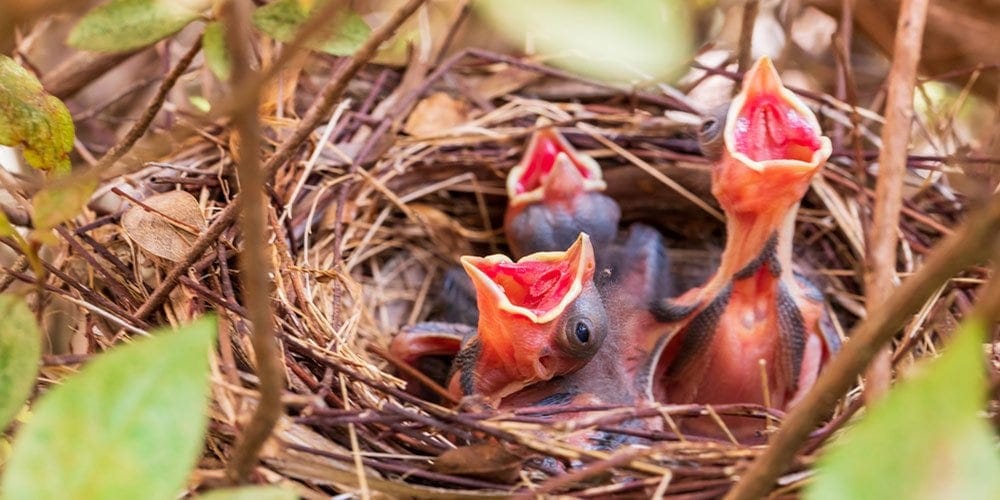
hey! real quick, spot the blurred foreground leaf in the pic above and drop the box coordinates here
[69,0,212,52]
[252,0,371,56]
[475,0,693,83]
[203,21,232,81]
[0,295,41,431]
[0,56,74,173]
[1,317,217,500]
[807,318,1000,500]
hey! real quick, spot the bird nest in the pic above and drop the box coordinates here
[22,50,979,498]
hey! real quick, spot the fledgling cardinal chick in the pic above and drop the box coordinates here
[645,57,840,438]
[504,127,621,259]
[389,234,609,406]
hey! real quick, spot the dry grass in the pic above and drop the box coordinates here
[7,45,992,498]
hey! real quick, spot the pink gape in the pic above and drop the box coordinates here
[646,57,839,440]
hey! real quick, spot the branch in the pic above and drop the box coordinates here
[736,0,760,80]
[220,0,285,483]
[259,0,428,180]
[863,0,930,401]
[724,191,1000,500]
[95,38,202,174]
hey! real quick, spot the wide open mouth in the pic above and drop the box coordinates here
[515,129,595,194]
[507,129,606,205]
[732,94,821,163]
[461,234,593,322]
[725,57,828,169]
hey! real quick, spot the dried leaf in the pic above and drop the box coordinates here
[469,66,543,102]
[68,0,212,52]
[0,55,74,173]
[121,190,207,262]
[403,92,471,137]
[431,442,523,484]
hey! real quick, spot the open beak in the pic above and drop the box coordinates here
[714,56,832,216]
[507,128,606,208]
[461,233,594,326]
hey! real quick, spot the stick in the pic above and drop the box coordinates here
[736,1,760,80]
[725,191,1000,500]
[863,0,930,402]
[221,0,285,483]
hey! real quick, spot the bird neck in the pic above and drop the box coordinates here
[707,204,798,293]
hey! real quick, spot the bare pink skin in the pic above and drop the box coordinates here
[390,235,609,408]
[648,57,838,440]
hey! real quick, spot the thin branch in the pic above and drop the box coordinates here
[133,202,237,320]
[863,0,930,402]
[725,191,1000,500]
[94,38,202,172]
[735,0,760,83]
[221,0,285,483]
[259,0,428,180]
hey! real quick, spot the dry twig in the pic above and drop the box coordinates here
[863,0,930,401]
[726,191,1000,500]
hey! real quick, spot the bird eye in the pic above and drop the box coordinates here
[700,117,718,134]
[560,315,602,359]
[574,321,591,343]
[697,104,729,161]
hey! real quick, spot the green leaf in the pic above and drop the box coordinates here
[202,22,232,81]
[0,210,16,238]
[1,317,217,500]
[199,486,298,500]
[807,319,1000,500]
[30,174,98,234]
[0,295,41,431]
[252,0,371,56]
[68,0,212,52]
[0,56,74,173]
[475,0,693,83]
[189,95,212,113]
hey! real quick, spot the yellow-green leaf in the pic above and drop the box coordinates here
[1,317,217,500]
[0,56,74,173]
[475,0,693,83]
[252,0,371,56]
[0,210,16,238]
[0,295,41,431]
[30,175,98,233]
[202,22,232,81]
[807,318,1000,500]
[200,486,298,500]
[68,0,212,52]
